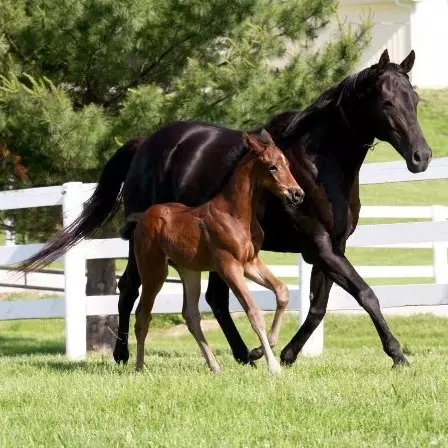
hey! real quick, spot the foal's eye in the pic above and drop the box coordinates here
[268,164,277,172]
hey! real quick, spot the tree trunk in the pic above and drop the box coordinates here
[86,258,118,352]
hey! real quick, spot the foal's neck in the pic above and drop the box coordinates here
[216,154,261,227]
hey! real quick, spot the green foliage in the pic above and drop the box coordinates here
[0,0,370,240]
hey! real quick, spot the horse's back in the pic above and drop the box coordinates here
[122,120,244,215]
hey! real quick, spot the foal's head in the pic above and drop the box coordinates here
[243,130,304,207]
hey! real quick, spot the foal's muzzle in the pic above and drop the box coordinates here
[286,188,304,207]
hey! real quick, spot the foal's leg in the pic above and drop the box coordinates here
[114,238,142,364]
[178,268,221,373]
[217,257,281,373]
[134,257,168,372]
[281,237,408,367]
[244,257,290,361]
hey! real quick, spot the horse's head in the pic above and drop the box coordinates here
[367,49,431,173]
[242,130,304,207]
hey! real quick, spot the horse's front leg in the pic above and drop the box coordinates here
[280,266,333,364]
[243,257,290,361]
[206,272,251,365]
[216,258,281,373]
[281,235,409,368]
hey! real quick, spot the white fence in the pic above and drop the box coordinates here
[1,157,448,360]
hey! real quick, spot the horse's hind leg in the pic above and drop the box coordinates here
[244,257,289,361]
[134,254,168,372]
[217,257,281,373]
[114,238,142,364]
[178,268,221,373]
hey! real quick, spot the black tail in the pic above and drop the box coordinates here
[17,138,145,271]
[120,213,144,240]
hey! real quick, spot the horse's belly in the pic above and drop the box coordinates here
[162,227,214,272]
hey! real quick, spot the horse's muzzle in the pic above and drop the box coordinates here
[287,188,305,207]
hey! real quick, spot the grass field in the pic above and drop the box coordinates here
[0,313,447,447]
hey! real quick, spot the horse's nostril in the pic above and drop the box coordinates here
[413,152,421,163]
[291,189,304,204]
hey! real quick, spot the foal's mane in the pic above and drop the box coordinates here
[209,129,278,199]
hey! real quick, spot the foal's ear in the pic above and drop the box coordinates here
[242,132,265,154]
[400,50,415,73]
[377,49,390,72]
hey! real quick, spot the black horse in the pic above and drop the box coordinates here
[20,50,431,367]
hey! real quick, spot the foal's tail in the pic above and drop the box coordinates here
[120,213,144,241]
[17,138,145,272]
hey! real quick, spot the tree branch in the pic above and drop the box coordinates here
[3,31,26,63]
[103,34,196,108]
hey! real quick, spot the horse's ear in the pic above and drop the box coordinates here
[243,133,264,154]
[377,49,390,72]
[260,128,275,145]
[242,132,250,147]
[400,50,415,73]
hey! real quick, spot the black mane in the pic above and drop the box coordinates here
[273,63,413,141]
[281,66,376,138]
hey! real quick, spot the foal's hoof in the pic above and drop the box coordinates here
[249,346,264,361]
[269,363,282,375]
[113,342,130,365]
[280,348,298,366]
[392,356,410,369]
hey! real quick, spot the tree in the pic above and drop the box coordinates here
[0,0,369,350]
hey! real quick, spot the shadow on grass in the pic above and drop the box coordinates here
[0,335,64,357]
[21,359,121,374]
[10,347,238,374]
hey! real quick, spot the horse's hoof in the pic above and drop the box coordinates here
[232,350,251,365]
[113,342,130,365]
[280,348,298,366]
[249,346,264,361]
[392,356,410,369]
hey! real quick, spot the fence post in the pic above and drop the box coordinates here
[298,255,323,356]
[4,180,15,246]
[62,182,86,361]
[432,205,448,284]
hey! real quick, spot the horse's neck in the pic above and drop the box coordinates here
[309,100,374,177]
[216,155,260,226]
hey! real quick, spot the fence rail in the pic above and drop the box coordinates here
[1,157,448,360]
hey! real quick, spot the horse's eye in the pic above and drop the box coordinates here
[268,164,277,172]
[382,100,394,108]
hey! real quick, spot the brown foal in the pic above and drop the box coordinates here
[123,130,304,373]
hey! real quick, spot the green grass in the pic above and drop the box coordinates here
[0,314,447,447]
